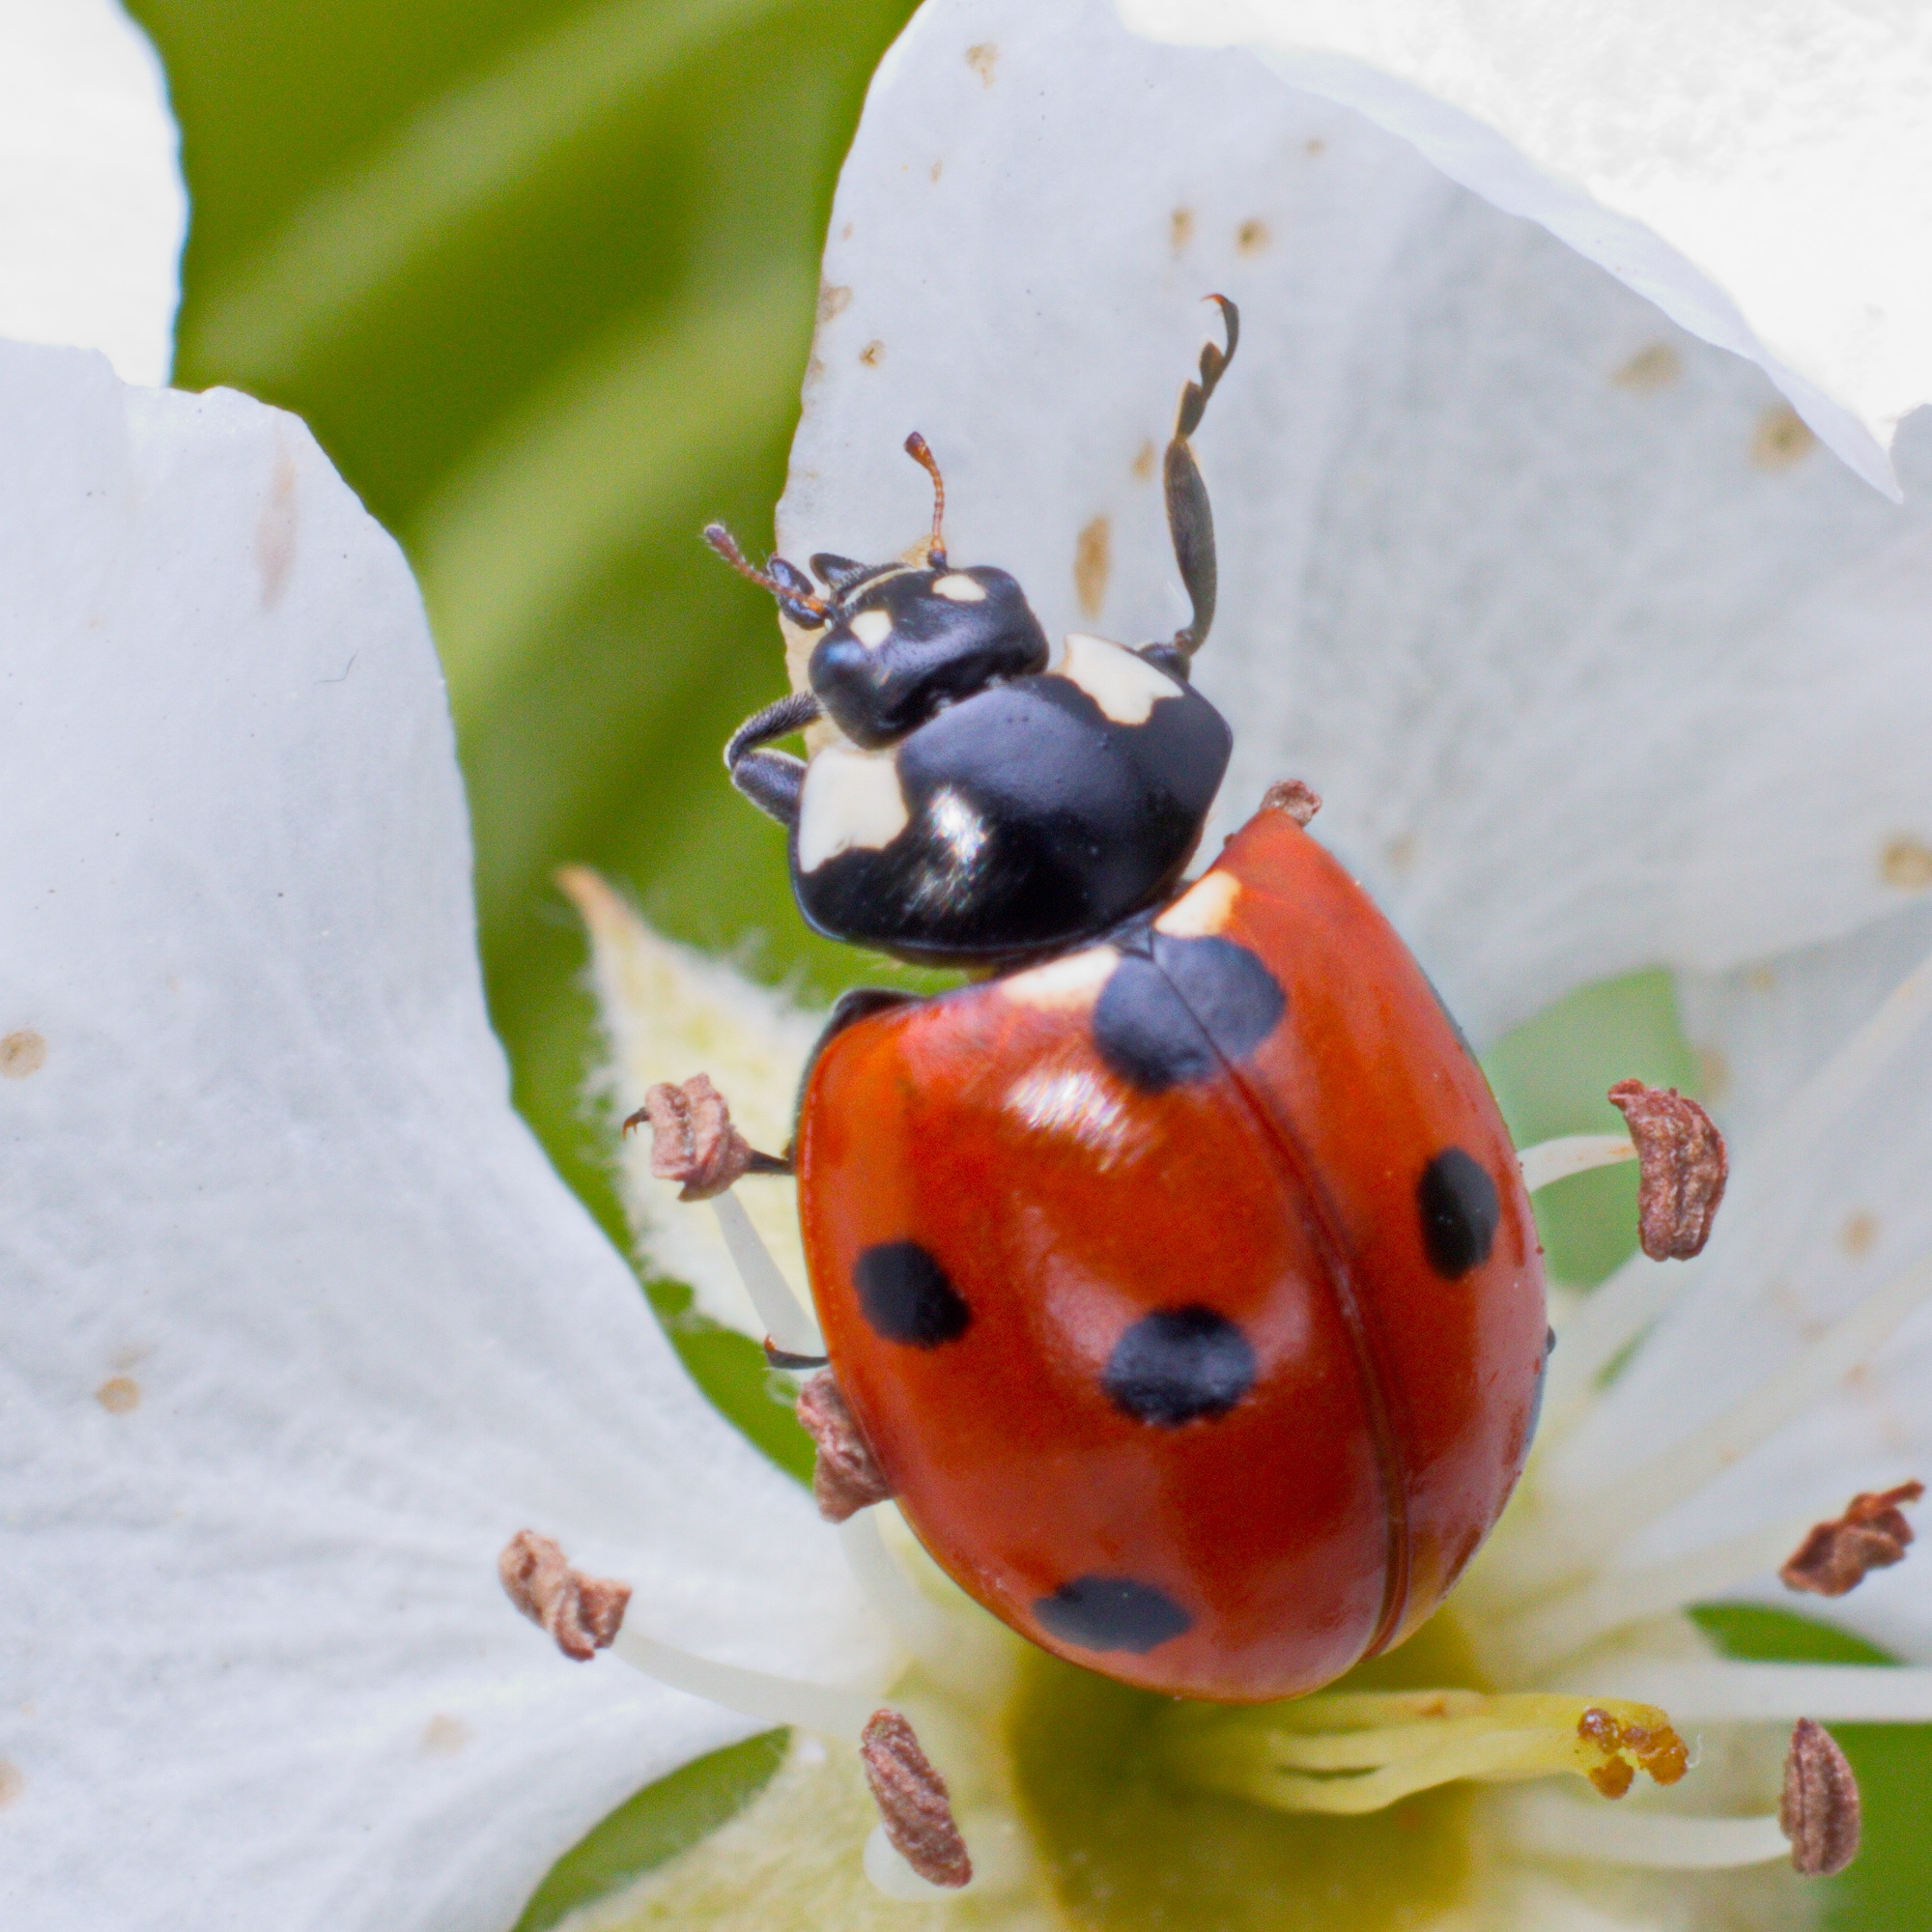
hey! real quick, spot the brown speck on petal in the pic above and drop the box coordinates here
[1073,514,1110,618]
[498,1529,631,1662]
[1881,835,1932,889]
[0,1029,46,1078]
[1782,1719,1861,1875]
[861,1709,973,1889]
[1606,1080,1727,1259]
[1781,1482,1923,1597]
[1753,403,1817,470]
[95,1376,140,1414]
[626,1073,753,1201]
[1262,780,1321,827]
[964,42,997,86]
[1612,341,1681,392]
[797,1371,894,1521]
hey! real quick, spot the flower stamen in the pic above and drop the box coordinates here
[797,1370,894,1520]
[1781,1481,1923,1597]
[860,1708,974,1889]
[1157,1690,1685,1815]
[631,1071,825,1360]
[1607,1080,1727,1260]
[1781,1719,1861,1876]
[498,1529,630,1661]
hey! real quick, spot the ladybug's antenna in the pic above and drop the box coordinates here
[902,432,949,567]
[702,523,830,626]
[1157,294,1239,668]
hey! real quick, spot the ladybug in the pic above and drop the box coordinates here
[687,300,1547,1704]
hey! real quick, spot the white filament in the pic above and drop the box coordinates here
[838,1511,953,1660]
[1504,1789,1790,1869]
[611,1624,874,1740]
[1518,1135,1635,1193]
[1496,1513,1822,1673]
[708,1190,824,1356]
[1547,1255,1932,1545]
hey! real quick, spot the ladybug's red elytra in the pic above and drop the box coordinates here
[654,300,1569,1706]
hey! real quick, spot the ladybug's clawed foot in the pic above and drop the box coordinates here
[624,1073,791,1200]
[1607,1080,1727,1260]
[797,1371,894,1520]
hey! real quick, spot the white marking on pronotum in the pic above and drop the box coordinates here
[850,609,894,648]
[797,743,911,871]
[1055,631,1180,725]
[1156,869,1240,938]
[1001,944,1119,1010]
[932,572,985,602]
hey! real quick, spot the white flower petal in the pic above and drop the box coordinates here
[0,345,881,1932]
[781,0,1932,1046]
[1677,901,1932,1153]
[566,868,821,1340]
[1122,0,1932,498]
[0,0,185,381]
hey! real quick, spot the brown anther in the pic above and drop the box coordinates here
[796,1371,894,1521]
[1780,1481,1923,1597]
[1586,1756,1635,1799]
[625,1073,753,1201]
[860,1708,973,1889]
[1606,1079,1728,1260]
[1781,1718,1861,1875]
[498,1529,631,1662]
[1262,779,1321,827]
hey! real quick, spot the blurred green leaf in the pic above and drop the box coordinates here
[514,1727,787,1930]
[194,0,790,385]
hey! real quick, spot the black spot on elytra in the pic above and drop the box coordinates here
[1417,1148,1500,1278]
[854,1241,971,1347]
[1104,1305,1257,1426]
[1092,933,1285,1092]
[1034,1576,1193,1654]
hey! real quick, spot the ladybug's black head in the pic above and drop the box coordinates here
[800,560,1048,750]
[704,433,1049,751]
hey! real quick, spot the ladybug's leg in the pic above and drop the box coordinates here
[625,1074,825,1367]
[1142,295,1239,677]
[724,688,822,828]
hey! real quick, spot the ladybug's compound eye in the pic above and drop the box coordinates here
[808,565,1050,750]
